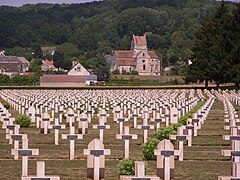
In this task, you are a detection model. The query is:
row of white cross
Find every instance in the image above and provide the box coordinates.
[0,89,215,180]
[217,91,240,180]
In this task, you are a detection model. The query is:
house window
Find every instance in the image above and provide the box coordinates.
[143,64,146,70]
[75,66,81,72]
[129,67,132,72]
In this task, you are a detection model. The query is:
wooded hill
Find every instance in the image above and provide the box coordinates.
[0,0,238,77]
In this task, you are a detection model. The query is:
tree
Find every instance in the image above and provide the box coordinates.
[188,1,233,87]
[53,50,72,70]
[92,55,110,81]
[32,44,42,58]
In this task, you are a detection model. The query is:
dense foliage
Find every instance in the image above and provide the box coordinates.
[187,2,240,88]
[0,0,235,75]
[142,100,205,160]
[2,102,10,109]
[117,157,145,176]
[16,114,31,127]
[141,138,160,160]
[0,74,39,86]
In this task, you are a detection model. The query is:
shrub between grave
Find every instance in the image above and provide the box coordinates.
[2,102,10,109]
[142,100,206,160]
[16,114,31,127]
[117,157,146,176]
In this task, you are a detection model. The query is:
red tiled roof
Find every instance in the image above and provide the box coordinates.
[117,59,136,66]
[148,51,159,59]
[44,60,55,67]
[23,72,35,76]
[40,75,85,83]
[115,51,134,58]
[134,36,146,46]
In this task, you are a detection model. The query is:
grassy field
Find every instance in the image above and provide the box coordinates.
[0,100,236,180]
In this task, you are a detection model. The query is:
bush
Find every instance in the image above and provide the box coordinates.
[141,138,160,160]
[122,70,130,75]
[2,102,10,109]
[130,70,139,75]
[155,126,177,141]
[112,69,120,75]
[117,157,145,176]
[16,114,31,127]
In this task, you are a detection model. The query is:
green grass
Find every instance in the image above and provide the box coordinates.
[0,99,233,179]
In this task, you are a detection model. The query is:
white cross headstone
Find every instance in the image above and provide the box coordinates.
[84,139,110,180]
[116,126,137,158]
[11,138,39,176]
[62,126,83,160]
[120,161,159,180]
[21,161,60,180]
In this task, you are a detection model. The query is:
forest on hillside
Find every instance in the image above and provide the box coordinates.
[0,0,239,83]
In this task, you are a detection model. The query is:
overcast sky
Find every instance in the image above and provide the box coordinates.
[0,0,101,7]
[0,0,239,7]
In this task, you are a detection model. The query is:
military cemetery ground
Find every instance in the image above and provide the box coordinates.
[0,88,239,179]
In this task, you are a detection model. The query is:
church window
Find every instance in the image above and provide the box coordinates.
[142,60,145,63]
[143,53,145,56]
[143,64,146,70]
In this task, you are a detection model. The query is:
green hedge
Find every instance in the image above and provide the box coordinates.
[16,114,31,127]
[117,157,146,176]
[142,100,206,160]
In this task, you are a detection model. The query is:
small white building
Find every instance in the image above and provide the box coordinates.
[67,62,97,85]
[68,62,90,76]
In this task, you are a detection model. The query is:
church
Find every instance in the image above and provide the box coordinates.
[110,35,160,76]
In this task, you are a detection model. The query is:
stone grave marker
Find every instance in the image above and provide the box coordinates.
[66,108,75,128]
[116,113,128,135]
[35,108,41,128]
[93,118,110,142]
[27,106,36,123]
[11,138,39,176]
[169,126,190,161]
[62,126,83,160]
[170,107,178,124]
[151,113,165,130]
[116,126,137,158]
[130,108,141,128]
[21,161,60,180]
[41,112,51,134]
[164,108,170,127]
[84,139,110,180]
[6,125,28,160]
[78,112,89,134]
[137,118,154,143]
[154,139,180,180]
[49,118,66,145]
[182,118,194,146]
[120,161,160,180]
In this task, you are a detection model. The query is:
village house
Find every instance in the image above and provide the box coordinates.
[41,60,58,72]
[110,35,161,76]
[40,61,97,87]
[0,54,30,75]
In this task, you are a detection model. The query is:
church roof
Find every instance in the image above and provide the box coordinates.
[117,59,136,66]
[148,51,159,59]
[115,51,134,58]
[133,35,147,46]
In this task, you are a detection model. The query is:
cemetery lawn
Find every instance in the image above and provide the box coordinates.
[0,100,234,179]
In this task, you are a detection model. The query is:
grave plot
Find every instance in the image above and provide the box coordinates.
[0,89,229,179]
[174,91,233,179]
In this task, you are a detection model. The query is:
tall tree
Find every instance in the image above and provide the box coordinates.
[188,1,232,87]
[92,54,110,81]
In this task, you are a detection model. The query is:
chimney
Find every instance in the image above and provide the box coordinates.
[72,60,79,67]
